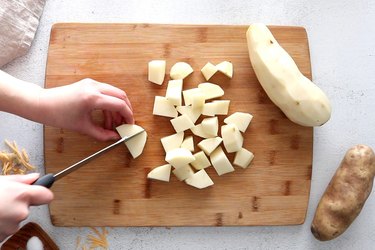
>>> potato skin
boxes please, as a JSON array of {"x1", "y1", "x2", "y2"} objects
[
  {"x1": 311, "y1": 145, "x2": 375, "y2": 241},
  {"x1": 246, "y1": 23, "x2": 331, "y2": 127}
]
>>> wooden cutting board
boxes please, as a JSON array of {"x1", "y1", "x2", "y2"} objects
[
  {"x1": 44, "y1": 23, "x2": 313, "y2": 227},
  {"x1": 1, "y1": 223, "x2": 59, "y2": 249}
]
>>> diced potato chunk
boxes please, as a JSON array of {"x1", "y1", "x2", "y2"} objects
[
  {"x1": 170, "y1": 114, "x2": 195, "y2": 133},
  {"x1": 191, "y1": 151, "x2": 211, "y2": 170},
  {"x1": 166, "y1": 79, "x2": 183, "y2": 106},
  {"x1": 201, "y1": 62, "x2": 218, "y2": 80},
  {"x1": 191, "y1": 91, "x2": 206, "y2": 110},
  {"x1": 190, "y1": 124, "x2": 213, "y2": 139},
  {"x1": 233, "y1": 148, "x2": 254, "y2": 169},
  {"x1": 173, "y1": 164, "x2": 194, "y2": 181},
  {"x1": 212, "y1": 100, "x2": 230, "y2": 115},
  {"x1": 201, "y1": 102, "x2": 217, "y2": 116},
  {"x1": 153, "y1": 96, "x2": 178, "y2": 118},
  {"x1": 197, "y1": 137, "x2": 222, "y2": 156},
  {"x1": 201, "y1": 117, "x2": 218, "y2": 136},
  {"x1": 210, "y1": 146, "x2": 235, "y2": 176},
  {"x1": 149, "y1": 58, "x2": 253, "y2": 189},
  {"x1": 221, "y1": 124, "x2": 243, "y2": 153},
  {"x1": 170, "y1": 62, "x2": 193, "y2": 80},
  {"x1": 147, "y1": 164, "x2": 172, "y2": 182},
  {"x1": 160, "y1": 132, "x2": 184, "y2": 153},
  {"x1": 216, "y1": 61, "x2": 233, "y2": 78},
  {"x1": 176, "y1": 105, "x2": 201, "y2": 123},
  {"x1": 182, "y1": 88, "x2": 202, "y2": 106},
  {"x1": 198, "y1": 82, "x2": 224, "y2": 100},
  {"x1": 165, "y1": 148, "x2": 195, "y2": 168},
  {"x1": 202, "y1": 100, "x2": 230, "y2": 116},
  {"x1": 148, "y1": 60, "x2": 166, "y2": 85},
  {"x1": 185, "y1": 169, "x2": 214, "y2": 189},
  {"x1": 181, "y1": 135, "x2": 194, "y2": 152},
  {"x1": 224, "y1": 112, "x2": 253, "y2": 132},
  {"x1": 116, "y1": 124, "x2": 147, "y2": 159}
]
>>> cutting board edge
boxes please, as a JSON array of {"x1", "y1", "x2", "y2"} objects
[
  {"x1": 49, "y1": 22, "x2": 308, "y2": 30},
  {"x1": 49, "y1": 218, "x2": 308, "y2": 227}
]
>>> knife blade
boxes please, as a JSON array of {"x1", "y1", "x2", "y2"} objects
[{"x1": 32, "y1": 130, "x2": 144, "y2": 188}]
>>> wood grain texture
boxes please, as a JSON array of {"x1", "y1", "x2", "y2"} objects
[
  {"x1": 1, "y1": 222, "x2": 58, "y2": 249},
  {"x1": 44, "y1": 23, "x2": 313, "y2": 226}
]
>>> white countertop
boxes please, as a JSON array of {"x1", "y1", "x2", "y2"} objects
[{"x1": 1, "y1": 0, "x2": 375, "y2": 249}]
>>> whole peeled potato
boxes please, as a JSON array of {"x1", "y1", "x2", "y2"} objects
[{"x1": 311, "y1": 145, "x2": 375, "y2": 241}]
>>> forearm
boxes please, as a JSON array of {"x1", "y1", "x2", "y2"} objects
[
  {"x1": 0, "y1": 70, "x2": 42, "y2": 122},
  {"x1": 0, "y1": 74, "x2": 133, "y2": 141}
]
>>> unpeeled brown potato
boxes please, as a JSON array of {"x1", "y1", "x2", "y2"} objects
[{"x1": 311, "y1": 145, "x2": 375, "y2": 241}]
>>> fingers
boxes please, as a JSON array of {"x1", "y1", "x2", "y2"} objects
[
  {"x1": 24, "y1": 185, "x2": 54, "y2": 206},
  {"x1": 113, "y1": 111, "x2": 124, "y2": 127},
  {"x1": 2, "y1": 173, "x2": 40, "y2": 184},
  {"x1": 84, "y1": 79, "x2": 134, "y2": 124},
  {"x1": 95, "y1": 81, "x2": 133, "y2": 112},
  {"x1": 103, "y1": 111, "x2": 125, "y2": 130},
  {"x1": 104, "y1": 110, "x2": 113, "y2": 130},
  {"x1": 84, "y1": 124, "x2": 121, "y2": 141},
  {"x1": 94, "y1": 95, "x2": 134, "y2": 124},
  {"x1": 91, "y1": 111, "x2": 125, "y2": 141},
  {"x1": 0, "y1": 175, "x2": 54, "y2": 241},
  {"x1": 3, "y1": 174, "x2": 55, "y2": 206}
]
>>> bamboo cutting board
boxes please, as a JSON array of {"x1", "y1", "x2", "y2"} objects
[{"x1": 44, "y1": 23, "x2": 313, "y2": 226}]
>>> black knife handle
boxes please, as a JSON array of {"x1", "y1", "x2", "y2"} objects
[{"x1": 32, "y1": 173, "x2": 55, "y2": 188}]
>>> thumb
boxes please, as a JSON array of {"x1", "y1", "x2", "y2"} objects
[
  {"x1": 1, "y1": 173, "x2": 40, "y2": 184},
  {"x1": 85, "y1": 122, "x2": 120, "y2": 141}
]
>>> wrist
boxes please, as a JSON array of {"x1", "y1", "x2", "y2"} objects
[{"x1": 0, "y1": 70, "x2": 43, "y2": 121}]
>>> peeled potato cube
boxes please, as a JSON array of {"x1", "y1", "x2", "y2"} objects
[
  {"x1": 224, "y1": 112, "x2": 253, "y2": 133},
  {"x1": 170, "y1": 62, "x2": 193, "y2": 80},
  {"x1": 181, "y1": 135, "x2": 194, "y2": 152},
  {"x1": 176, "y1": 105, "x2": 201, "y2": 123},
  {"x1": 216, "y1": 61, "x2": 233, "y2": 78},
  {"x1": 166, "y1": 79, "x2": 183, "y2": 106},
  {"x1": 182, "y1": 88, "x2": 202, "y2": 106},
  {"x1": 201, "y1": 117, "x2": 218, "y2": 136},
  {"x1": 190, "y1": 124, "x2": 213, "y2": 139},
  {"x1": 148, "y1": 60, "x2": 166, "y2": 85},
  {"x1": 233, "y1": 148, "x2": 254, "y2": 169},
  {"x1": 212, "y1": 100, "x2": 230, "y2": 115},
  {"x1": 116, "y1": 124, "x2": 147, "y2": 159},
  {"x1": 197, "y1": 137, "x2": 222, "y2": 156},
  {"x1": 170, "y1": 114, "x2": 195, "y2": 133},
  {"x1": 153, "y1": 96, "x2": 178, "y2": 118},
  {"x1": 201, "y1": 102, "x2": 217, "y2": 116},
  {"x1": 160, "y1": 132, "x2": 184, "y2": 153},
  {"x1": 210, "y1": 146, "x2": 234, "y2": 176},
  {"x1": 191, "y1": 151, "x2": 211, "y2": 170},
  {"x1": 202, "y1": 100, "x2": 230, "y2": 116},
  {"x1": 191, "y1": 91, "x2": 206, "y2": 110},
  {"x1": 221, "y1": 124, "x2": 243, "y2": 153},
  {"x1": 201, "y1": 62, "x2": 218, "y2": 80},
  {"x1": 198, "y1": 82, "x2": 224, "y2": 100},
  {"x1": 165, "y1": 148, "x2": 195, "y2": 168},
  {"x1": 147, "y1": 164, "x2": 172, "y2": 182},
  {"x1": 173, "y1": 164, "x2": 194, "y2": 181},
  {"x1": 185, "y1": 169, "x2": 214, "y2": 189}
]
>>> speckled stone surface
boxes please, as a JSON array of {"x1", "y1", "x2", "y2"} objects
[{"x1": 1, "y1": 0, "x2": 375, "y2": 249}]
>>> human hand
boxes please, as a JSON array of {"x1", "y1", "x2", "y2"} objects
[
  {"x1": 38, "y1": 78, "x2": 134, "y2": 141},
  {"x1": 0, "y1": 174, "x2": 53, "y2": 242}
]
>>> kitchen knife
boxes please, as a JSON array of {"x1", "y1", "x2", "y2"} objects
[{"x1": 32, "y1": 130, "x2": 144, "y2": 188}]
